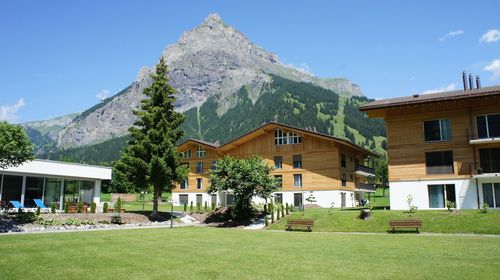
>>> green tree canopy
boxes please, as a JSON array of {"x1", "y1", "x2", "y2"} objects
[
  {"x1": 0, "y1": 121, "x2": 35, "y2": 169},
  {"x1": 208, "y1": 155, "x2": 278, "y2": 220},
  {"x1": 114, "y1": 57, "x2": 188, "y2": 215}
]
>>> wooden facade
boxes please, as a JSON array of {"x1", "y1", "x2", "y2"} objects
[
  {"x1": 362, "y1": 90, "x2": 500, "y2": 182},
  {"x1": 172, "y1": 123, "x2": 376, "y2": 194}
]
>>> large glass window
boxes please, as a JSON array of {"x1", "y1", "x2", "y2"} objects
[
  {"x1": 79, "y1": 181, "x2": 94, "y2": 204},
  {"x1": 1, "y1": 175, "x2": 23, "y2": 203},
  {"x1": 180, "y1": 179, "x2": 188, "y2": 190},
  {"x1": 274, "y1": 156, "x2": 283, "y2": 169},
  {"x1": 226, "y1": 194, "x2": 234, "y2": 206},
  {"x1": 274, "y1": 129, "x2": 302, "y2": 145},
  {"x1": 293, "y1": 174, "x2": 302, "y2": 188},
  {"x1": 197, "y1": 162, "x2": 203, "y2": 174},
  {"x1": 24, "y1": 177, "x2": 44, "y2": 207},
  {"x1": 63, "y1": 180, "x2": 94, "y2": 204},
  {"x1": 180, "y1": 149, "x2": 191, "y2": 159},
  {"x1": 424, "y1": 119, "x2": 451, "y2": 141},
  {"x1": 196, "y1": 145, "x2": 206, "y2": 158},
  {"x1": 179, "y1": 194, "x2": 188, "y2": 205},
  {"x1": 477, "y1": 114, "x2": 500, "y2": 139},
  {"x1": 428, "y1": 184, "x2": 455, "y2": 208},
  {"x1": 275, "y1": 193, "x2": 283, "y2": 204},
  {"x1": 196, "y1": 178, "x2": 203, "y2": 190},
  {"x1": 44, "y1": 179, "x2": 62, "y2": 209},
  {"x1": 294, "y1": 193, "x2": 303, "y2": 207},
  {"x1": 482, "y1": 183, "x2": 500, "y2": 208},
  {"x1": 425, "y1": 151, "x2": 454, "y2": 174},
  {"x1": 479, "y1": 148, "x2": 500, "y2": 173}
]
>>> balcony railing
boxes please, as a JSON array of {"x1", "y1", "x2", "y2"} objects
[
  {"x1": 356, "y1": 183, "x2": 375, "y2": 192},
  {"x1": 479, "y1": 160, "x2": 500, "y2": 174},
  {"x1": 355, "y1": 165, "x2": 375, "y2": 176}
]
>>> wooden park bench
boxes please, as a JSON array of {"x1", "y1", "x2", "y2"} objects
[
  {"x1": 285, "y1": 219, "x2": 315, "y2": 232},
  {"x1": 389, "y1": 219, "x2": 422, "y2": 233}
]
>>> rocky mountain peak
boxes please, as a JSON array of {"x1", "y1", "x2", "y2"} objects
[{"x1": 203, "y1": 13, "x2": 223, "y2": 26}]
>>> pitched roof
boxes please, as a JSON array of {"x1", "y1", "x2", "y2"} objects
[
  {"x1": 177, "y1": 138, "x2": 220, "y2": 149},
  {"x1": 359, "y1": 85, "x2": 500, "y2": 111},
  {"x1": 178, "y1": 122, "x2": 379, "y2": 157}
]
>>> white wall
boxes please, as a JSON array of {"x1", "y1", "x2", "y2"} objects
[{"x1": 390, "y1": 179, "x2": 479, "y2": 210}]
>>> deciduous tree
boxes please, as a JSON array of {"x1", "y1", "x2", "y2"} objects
[{"x1": 0, "y1": 121, "x2": 34, "y2": 169}]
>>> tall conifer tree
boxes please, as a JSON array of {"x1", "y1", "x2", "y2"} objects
[{"x1": 115, "y1": 57, "x2": 187, "y2": 216}]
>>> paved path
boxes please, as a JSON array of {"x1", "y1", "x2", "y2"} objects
[{"x1": 171, "y1": 211, "x2": 200, "y2": 224}]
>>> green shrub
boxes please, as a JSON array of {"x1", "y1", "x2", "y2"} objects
[
  {"x1": 16, "y1": 212, "x2": 36, "y2": 223},
  {"x1": 265, "y1": 216, "x2": 269, "y2": 227},
  {"x1": 276, "y1": 206, "x2": 280, "y2": 220},
  {"x1": 271, "y1": 203, "x2": 275, "y2": 223},
  {"x1": 281, "y1": 204, "x2": 285, "y2": 218},
  {"x1": 183, "y1": 203, "x2": 187, "y2": 212},
  {"x1": 103, "y1": 202, "x2": 109, "y2": 213},
  {"x1": 211, "y1": 202, "x2": 216, "y2": 211},
  {"x1": 77, "y1": 202, "x2": 84, "y2": 213},
  {"x1": 35, "y1": 207, "x2": 41, "y2": 216},
  {"x1": 110, "y1": 215, "x2": 124, "y2": 225},
  {"x1": 51, "y1": 203, "x2": 57, "y2": 214},
  {"x1": 64, "y1": 202, "x2": 69, "y2": 214},
  {"x1": 90, "y1": 202, "x2": 97, "y2": 213},
  {"x1": 285, "y1": 203, "x2": 289, "y2": 215},
  {"x1": 190, "y1": 201, "x2": 193, "y2": 212},
  {"x1": 114, "y1": 197, "x2": 122, "y2": 211},
  {"x1": 197, "y1": 202, "x2": 201, "y2": 212},
  {"x1": 204, "y1": 201, "x2": 208, "y2": 212},
  {"x1": 446, "y1": 200, "x2": 455, "y2": 212},
  {"x1": 480, "y1": 203, "x2": 489, "y2": 214}
]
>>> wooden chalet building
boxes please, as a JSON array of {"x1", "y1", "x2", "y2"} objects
[{"x1": 172, "y1": 122, "x2": 377, "y2": 208}]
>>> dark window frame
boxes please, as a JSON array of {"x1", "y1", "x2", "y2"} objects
[
  {"x1": 425, "y1": 151, "x2": 454, "y2": 174},
  {"x1": 293, "y1": 155, "x2": 302, "y2": 169},
  {"x1": 424, "y1": 119, "x2": 451, "y2": 142}
]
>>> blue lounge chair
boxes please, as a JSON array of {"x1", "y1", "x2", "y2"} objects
[
  {"x1": 34, "y1": 199, "x2": 50, "y2": 213},
  {"x1": 8, "y1": 201, "x2": 24, "y2": 213}
]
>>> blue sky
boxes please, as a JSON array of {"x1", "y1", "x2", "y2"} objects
[{"x1": 1, "y1": 0, "x2": 499, "y2": 123}]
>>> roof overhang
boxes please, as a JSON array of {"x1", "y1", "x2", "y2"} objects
[{"x1": 0, "y1": 159, "x2": 112, "y2": 180}]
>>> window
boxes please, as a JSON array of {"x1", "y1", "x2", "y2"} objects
[
  {"x1": 24, "y1": 177, "x2": 44, "y2": 207},
  {"x1": 274, "y1": 175, "x2": 283, "y2": 188},
  {"x1": 180, "y1": 149, "x2": 191, "y2": 159},
  {"x1": 477, "y1": 114, "x2": 500, "y2": 139},
  {"x1": 44, "y1": 178, "x2": 62, "y2": 209},
  {"x1": 196, "y1": 145, "x2": 206, "y2": 158},
  {"x1": 424, "y1": 119, "x2": 451, "y2": 141},
  {"x1": 428, "y1": 184, "x2": 456, "y2": 208},
  {"x1": 179, "y1": 194, "x2": 188, "y2": 205},
  {"x1": 196, "y1": 178, "x2": 203, "y2": 190},
  {"x1": 341, "y1": 174, "x2": 347, "y2": 187},
  {"x1": 294, "y1": 193, "x2": 303, "y2": 207},
  {"x1": 482, "y1": 183, "x2": 500, "y2": 208},
  {"x1": 341, "y1": 154, "x2": 346, "y2": 168},
  {"x1": 293, "y1": 155, "x2": 302, "y2": 169},
  {"x1": 275, "y1": 193, "x2": 283, "y2": 204},
  {"x1": 1, "y1": 175, "x2": 23, "y2": 203},
  {"x1": 293, "y1": 174, "x2": 302, "y2": 188},
  {"x1": 274, "y1": 156, "x2": 283, "y2": 169},
  {"x1": 226, "y1": 194, "x2": 235, "y2": 206},
  {"x1": 425, "y1": 151, "x2": 454, "y2": 174},
  {"x1": 274, "y1": 129, "x2": 302, "y2": 145},
  {"x1": 197, "y1": 162, "x2": 203, "y2": 174},
  {"x1": 211, "y1": 160, "x2": 217, "y2": 171},
  {"x1": 479, "y1": 148, "x2": 500, "y2": 173},
  {"x1": 180, "y1": 179, "x2": 188, "y2": 190}
]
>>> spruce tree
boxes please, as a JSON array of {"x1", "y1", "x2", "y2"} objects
[{"x1": 114, "y1": 57, "x2": 188, "y2": 216}]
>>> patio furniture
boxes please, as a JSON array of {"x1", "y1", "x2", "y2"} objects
[
  {"x1": 34, "y1": 199, "x2": 50, "y2": 213},
  {"x1": 8, "y1": 201, "x2": 24, "y2": 213},
  {"x1": 389, "y1": 219, "x2": 422, "y2": 233}
]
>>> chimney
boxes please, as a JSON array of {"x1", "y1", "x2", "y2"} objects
[
  {"x1": 469, "y1": 74, "x2": 474, "y2": 90},
  {"x1": 462, "y1": 71, "x2": 468, "y2": 90},
  {"x1": 476, "y1": 76, "x2": 481, "y2": 89}
]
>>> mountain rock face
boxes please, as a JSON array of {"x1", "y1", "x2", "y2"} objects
[{"x1": 55, "y1": 13, "x2": 364, "y2": 149}]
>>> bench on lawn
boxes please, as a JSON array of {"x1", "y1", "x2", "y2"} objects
[
  {"x1": 285, "y1": 219, "x2": 314, "y2": 231},
  {"x1": 389, "y1": 219, "x2": 422, "y2": 233}
]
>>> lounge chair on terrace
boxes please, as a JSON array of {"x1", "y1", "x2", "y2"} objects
[
  {"x1": 34, "y1": 199, "x2": 50, "y2": 213},
  {"x1": 8, "y1": 201, "x2": 24, "y2": 213}
]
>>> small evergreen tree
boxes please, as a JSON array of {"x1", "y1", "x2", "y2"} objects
[
  {"x1": 77, "y1": 202, "x2": 84, "y2": 213},
  {"x1": 265, "y1": 216, "x2": 269, "y2": 227},
  {"x1": 35, "y1": 206, "x2": 41, "y2": 216},
  {"x1": 183, "y1": 202, "x2": 187, "y2": 212},
  {"x1": 204, "y1": 201, "x2": 208, "y2": 212},
  {"x1": 190, "y1": 201, "x2": 193, "y2": 212},
  {"x1": 211, "y1": 202, "x2": 216, "y2": 211},
  {"x1": 115, "y1": 197, "x2": 122, "y2": 211},
  {"x1": 64, "y1": 202, "x2": 69, "y2": 213},
  {"x1": 103, "y1": 202, "x2": 109, "y2": 213},
  {"x1": 90, "y1": 202, "x2": 97, "y2": 213},
  {"x1": 51, "y1": 203, "x2": 57, "y2": 214},
  {"x1": 281, "y1": 204, "x2": 285, "y2": 218},
  {"x1": 285, "y1": 203, "x2": 289, "y2": 215},
  {"x1": 197, "y1": 202, "x2": 201, "y2": 212},
  {"x1": 276, "y1": 205, "x2": 280, "y2": 220},
  {"x1": 271, "y1": 202, "x2": 275, "y2": 223},
  {"x1": 263, "y1": 203, "x2": 268, "y2": 214}
]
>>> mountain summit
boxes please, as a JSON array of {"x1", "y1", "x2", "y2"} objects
[{"x1": 49, "y1": 14, "x2": 365, "y2": 149}]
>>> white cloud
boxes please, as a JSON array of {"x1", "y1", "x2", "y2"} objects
[
  {"x1": 480, "y1": 29, "x2": 500, "y2": 43},
  {"x1": 484, "y1": 59, "x2": 500, "y2": 80},
  {"x1": 0, "y1": 98, "x2": 25, "y2": 122},
  {"x1": 285, "y1": 62, "x2": 313, "y2": 75},
  {"x1": 96, "y1": 89, "x2": 110, "y2": 101},
  {"x1": 421, "y1": 83, "x2": 456, "y2": 94},
  {"x1": 439, "y1": 30, "x2": 464, "y2": 42}
]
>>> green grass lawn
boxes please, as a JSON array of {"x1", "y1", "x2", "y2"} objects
[
  {"x1": 0, "y1": 227, "x2": 498, "y2": 279},
  {"x1": 269, "y1": 208, "x2": 500, "y2": 234}
]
